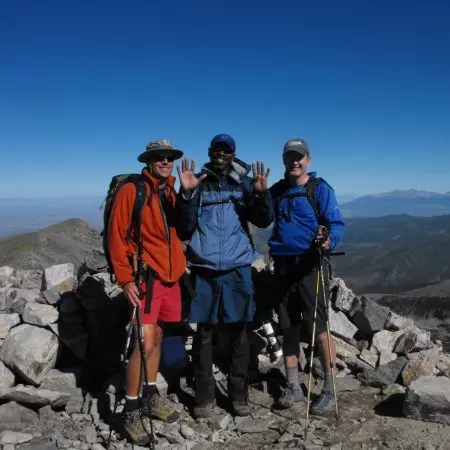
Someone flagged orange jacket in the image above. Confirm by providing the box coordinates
[107,168,186,287]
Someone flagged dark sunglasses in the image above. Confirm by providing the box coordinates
[153,156,174,163]
[210,146,235,155]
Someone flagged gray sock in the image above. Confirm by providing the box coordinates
[324,372,334,393]
[286,365,299,388]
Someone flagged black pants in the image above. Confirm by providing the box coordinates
[192,322,249,405]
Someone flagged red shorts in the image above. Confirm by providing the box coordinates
[135,279,181,325]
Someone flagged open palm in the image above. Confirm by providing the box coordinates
[177,157,207,192]
[252,160,270,193]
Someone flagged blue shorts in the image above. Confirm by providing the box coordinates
[188,265,255,324]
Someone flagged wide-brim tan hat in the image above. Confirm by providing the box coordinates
[137,139,184,163]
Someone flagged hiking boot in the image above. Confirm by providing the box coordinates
[141,393,180,423]
[193,401,215,419]
[123,409,150,446]
[232,399,251,417]
[310,390,334,415]
[278,383,304,409]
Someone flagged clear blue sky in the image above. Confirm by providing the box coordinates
[1,0,449,199]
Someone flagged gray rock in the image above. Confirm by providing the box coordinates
[382,383,406,396]
[372,330,405,354]
[357,356,408,388]
[38,404,57,425]
[0,267,15,288]
[42,288,62,305]
[334,336,360,359]
[330,277,356,312]
[0,324,58,385]
[23,302,59,326]
[336,376,361,392]
[394,328,432,354]
[359,348,379,368]
[329,308,358,340]
[180,424,195,440]
[379,351,398,367]
[0,430,33,444]
[401,348,439,386]
[351,296,390,337]
[4,288,40,314]
[211,414,231,430]
[40,368,79,392]
[236,418,269,433]
[0,360,15,388]
[0,384,71,408]
[385,311,415,331]
[0,313,20,339]
[44,263,75,290]
[403,376,450,424]
[0,401,39,427]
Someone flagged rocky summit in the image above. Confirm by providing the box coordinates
[0,260,449,450]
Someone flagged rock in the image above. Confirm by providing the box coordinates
[379,351,398,367]
[372,330,405,354]
[336,376,361,392]
[44,264,75,290]
[351,296,390,337]
[330,277,356,312]
[382,383,406,396]
[436,354,450,377]
[38,404,57,425]
[156,372,168,401]
[0,267,15,287]
[403,376,450,424]
[0,430,33,444]
[23,302,59,326]
[49,323,88,361]
[0,384,71,408]
[0,324,58,385]
[385,311,415,331]
[401,348,439,386]
[329,308,358,340]
[236,418,269,433]
[412,327,432,351]
[0,401,39,427]
[211,414,231,430]
[79,425,97,443]
[0,360,15,388]
[359,348,379,368]
[334,336,360,359]
[4,288,40,314]
[40,368,79,391]
[0,313,20,339]
[180,423,195,440]
[358,356,407,388]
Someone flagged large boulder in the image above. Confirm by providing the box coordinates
[22,302,59,327]
[0,313,20,339]
[403,376,450,424]
[0,324,58,385]
[44,263,75,291]
[351,296,390,338]
[0,361,15,389]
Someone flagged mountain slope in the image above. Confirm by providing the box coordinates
[0,218,104,271]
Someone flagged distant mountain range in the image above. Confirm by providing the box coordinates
[340,189,450,217]
[252,213,450,295]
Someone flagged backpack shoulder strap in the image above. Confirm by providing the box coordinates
[305,177,334,225]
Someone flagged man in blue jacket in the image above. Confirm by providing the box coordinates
[269,138,345,414]
[176,134,273,418]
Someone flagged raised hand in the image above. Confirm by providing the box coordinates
[252,160,270,193]
[177,157,207,192]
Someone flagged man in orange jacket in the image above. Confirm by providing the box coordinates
[108,140,185,445]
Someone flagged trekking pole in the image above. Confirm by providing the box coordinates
[132,253,156,450]
[318,247,339,422]
[304,266,320,440]
[135,307,156,449]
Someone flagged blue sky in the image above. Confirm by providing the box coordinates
[1,0,450,199]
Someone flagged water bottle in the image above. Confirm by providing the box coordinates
[261,321,283,361]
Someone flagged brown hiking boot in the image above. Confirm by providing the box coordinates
[193,401,215,419]
[123,409,151,446]
[141,393,180,423]
[232,399,251,417]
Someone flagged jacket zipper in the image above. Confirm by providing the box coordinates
[158,188,173,282]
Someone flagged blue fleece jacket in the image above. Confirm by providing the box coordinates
[268,172,345,255]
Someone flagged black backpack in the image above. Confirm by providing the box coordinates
[274,176,331,225]
[100,173,149,282]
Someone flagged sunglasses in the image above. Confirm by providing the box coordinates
[153,156,174,163]
[210,146,235,155]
